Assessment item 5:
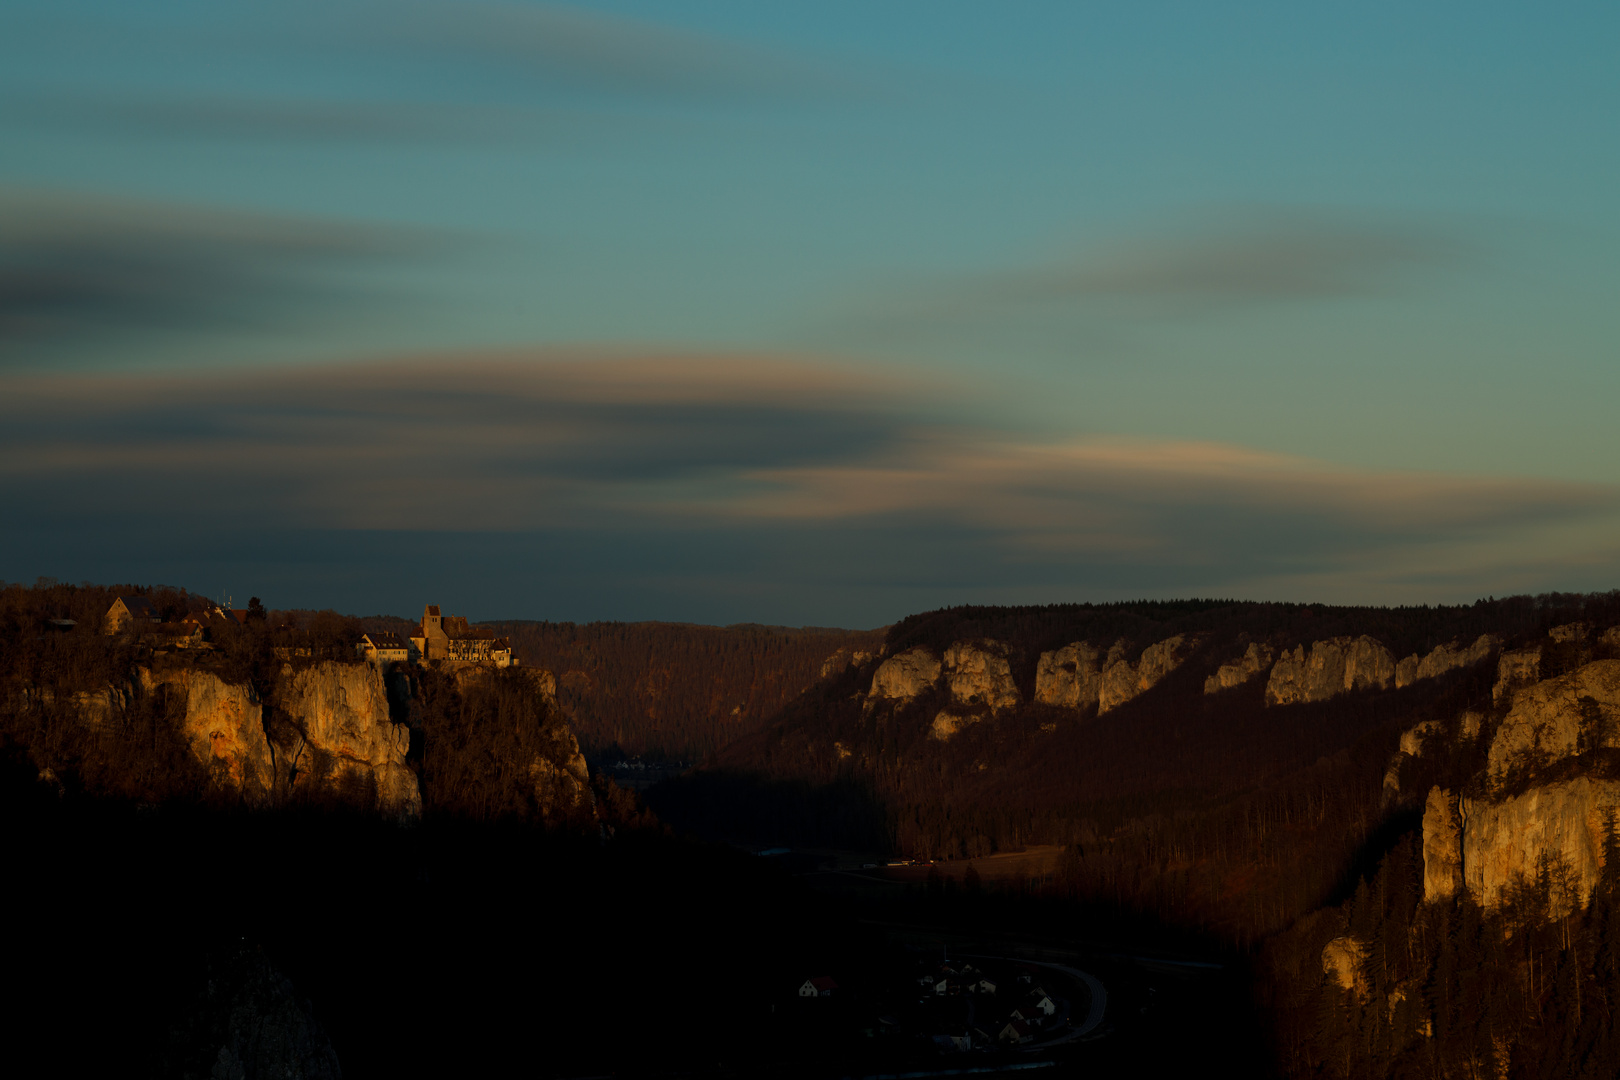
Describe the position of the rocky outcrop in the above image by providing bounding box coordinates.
[1423,787,1464,902]
[1493,647,1542,703]
[1460,778,1620,914]
[1322,937,1371,1000]
[1394,635,1500,689]
[1421,662,1620,913]
[1034,636,1189,713]
[929,710,979,742]
[1034,643,1104,709]
[145,667,275,800]
[461,666,593,824]
[868,647,942,702]
[1204,643,1274,695]
[820,647,875,680]
[943,640,1020,711]
[1098,636,1188,713]
[277,662,420,819]
[1486,659,1620,787]
[1265,636,1395,706]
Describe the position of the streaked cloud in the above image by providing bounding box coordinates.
[0,1,860,150]
[3,93,599,145]
[0,191,426,362]
[353,1,851,101]
[844,211,1468,341]
[2,352,1614,616]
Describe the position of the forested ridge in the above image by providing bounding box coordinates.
[478,619,886,759]
[647,591,1620,1076]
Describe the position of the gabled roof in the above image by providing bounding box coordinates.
[804,976,838,992]
[363,631,407,649]
[114,596,159,619]
[424,604,441,617]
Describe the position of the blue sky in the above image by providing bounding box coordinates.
[2,1,1617,624]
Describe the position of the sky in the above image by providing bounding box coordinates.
[2,1,1617,626]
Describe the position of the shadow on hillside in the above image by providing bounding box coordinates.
[646,769,892,853]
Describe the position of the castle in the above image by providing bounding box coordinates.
[408,604,514,666]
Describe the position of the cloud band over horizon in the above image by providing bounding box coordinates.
[4,351,1616,624]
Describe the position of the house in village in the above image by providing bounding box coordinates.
[1021,989,1057,1018]
[409,605,514,666]
[357,631,412,665]
[102,597,207,648]
[104,596,161,635]
[998,1019,1034,1045]
[798,976,838,998]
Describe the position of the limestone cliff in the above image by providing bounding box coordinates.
[1033,636,1188,713]
[144,667,275,800]
[1459,778,1620,913]
[929,710,979,742]
[1493,646,1543,703]
[1204,643,1274,695]
[1321,936,1371,1000]
[1265,636,1395,706]
[277,662,420,819]
[1485,659,1620,787]
[1394,635,1499,689]
[943,640,1020,711]
[820,647,875,680]
[484,667,592,824]
[1099,636,1188,713]
[868,647,942,702]
[1034,642,1104,709]
[1422,787,1464,902]
[1419,660,1620,912]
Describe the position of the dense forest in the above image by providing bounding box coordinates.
[476,619,887,760]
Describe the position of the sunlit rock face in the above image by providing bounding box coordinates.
[278,662,420,819]
[1422,787,1464,903]
[868,647,942,701]
[1420,661,1620,913]
[145,667,274,799]
[1265,636,1395,706]
[1493,647,1543,704]
[929,710,980,742]
[1486,660,1620,786]
[1394,635,1500,689]
[1460,778,1620,915]
[1034,643,1104,709]
[1321,937,1371,1000]
[943,640,1020,711]
[1098,636,1187,714]
[1204,643,1274,695]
